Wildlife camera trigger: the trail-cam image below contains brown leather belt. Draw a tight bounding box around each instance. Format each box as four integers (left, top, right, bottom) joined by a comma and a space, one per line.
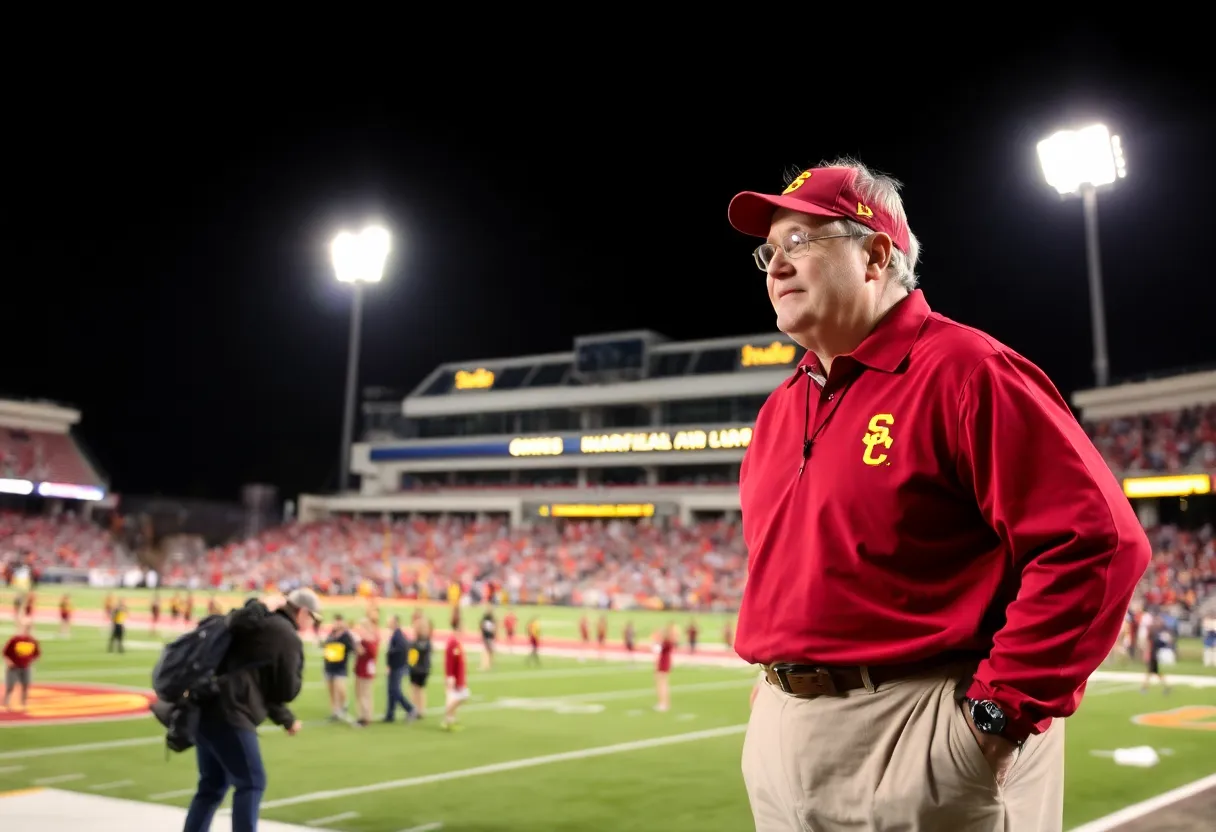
763, 652, 977, 698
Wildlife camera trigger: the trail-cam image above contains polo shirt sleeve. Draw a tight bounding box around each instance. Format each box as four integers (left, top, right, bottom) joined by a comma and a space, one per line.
955, 351, 1151, 741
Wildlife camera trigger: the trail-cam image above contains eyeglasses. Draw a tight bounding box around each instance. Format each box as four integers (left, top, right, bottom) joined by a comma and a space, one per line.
753, 231, 862, 271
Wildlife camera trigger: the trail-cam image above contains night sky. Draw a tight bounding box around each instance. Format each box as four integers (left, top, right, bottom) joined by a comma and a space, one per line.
4, 36, 1210, 502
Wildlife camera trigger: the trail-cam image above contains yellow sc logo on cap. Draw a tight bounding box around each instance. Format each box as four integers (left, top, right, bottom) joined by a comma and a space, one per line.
781, 170, 813, 195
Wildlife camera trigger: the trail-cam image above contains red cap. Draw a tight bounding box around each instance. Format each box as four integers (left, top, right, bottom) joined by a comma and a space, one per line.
728, 166, 911, 253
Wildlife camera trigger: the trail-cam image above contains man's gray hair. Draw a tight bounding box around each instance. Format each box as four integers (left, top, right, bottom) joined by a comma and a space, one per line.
785, 156, 921, 291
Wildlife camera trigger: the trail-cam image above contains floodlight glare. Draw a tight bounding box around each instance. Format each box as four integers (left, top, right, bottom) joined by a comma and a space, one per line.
330, 221, 393, 495
330, 225, 391, 284
1036, 123, 1127, 196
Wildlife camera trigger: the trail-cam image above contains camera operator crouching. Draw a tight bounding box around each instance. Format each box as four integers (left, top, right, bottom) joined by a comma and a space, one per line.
183, 588, 322, 832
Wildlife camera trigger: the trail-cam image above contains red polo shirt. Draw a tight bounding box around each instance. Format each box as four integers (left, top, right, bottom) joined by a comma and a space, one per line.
734, 290, 1150, 741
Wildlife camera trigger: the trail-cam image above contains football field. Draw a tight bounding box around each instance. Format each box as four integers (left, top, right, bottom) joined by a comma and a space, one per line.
1, 591, 1215, 830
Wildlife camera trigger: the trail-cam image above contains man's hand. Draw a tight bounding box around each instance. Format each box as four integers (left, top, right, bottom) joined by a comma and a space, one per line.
260, 594, 288, 612
285, 720, 302, 736
961, 702, 1019, 787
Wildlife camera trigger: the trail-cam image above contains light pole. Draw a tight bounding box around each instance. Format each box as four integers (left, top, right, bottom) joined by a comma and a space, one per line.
330, 224, 391, 493
1036, 123, 1128, 388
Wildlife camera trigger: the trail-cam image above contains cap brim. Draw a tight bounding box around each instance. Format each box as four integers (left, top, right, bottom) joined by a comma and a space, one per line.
727, 192, 843, 237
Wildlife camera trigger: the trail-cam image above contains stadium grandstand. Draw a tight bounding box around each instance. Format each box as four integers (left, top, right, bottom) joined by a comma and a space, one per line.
3, 347, 1215, 620
300, 329, 805, 525
0, 398, 107, 504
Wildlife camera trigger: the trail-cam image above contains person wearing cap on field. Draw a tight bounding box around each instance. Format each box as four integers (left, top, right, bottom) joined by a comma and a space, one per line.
728, 157, 1150, 832
183, 587, 321, 832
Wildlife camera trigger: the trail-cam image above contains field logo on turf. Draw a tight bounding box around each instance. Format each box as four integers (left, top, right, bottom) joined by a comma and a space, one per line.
1131, 705, 1216, 732
0, 683, 156, 727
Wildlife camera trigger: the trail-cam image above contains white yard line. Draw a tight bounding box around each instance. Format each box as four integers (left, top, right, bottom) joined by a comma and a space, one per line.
32, 773, 85, 786
462, 678, 750, 712
89, 779, 136, 790
0, 764, 25, 774
0, 678, 746, 761
398, 823, 444, 832
306, 810, 359, 826
147, 787, 198, 800
1068, 771, 1216, 831
34, 667, 149, 680
260, 724, 747, 809
1090, 670, 1216, 688
1083, 682, 1146, 697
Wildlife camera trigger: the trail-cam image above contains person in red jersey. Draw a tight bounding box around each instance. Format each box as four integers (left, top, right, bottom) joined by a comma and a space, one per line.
3, 621, 41, 712
623, 620, 636, 662
577, 613, 590, 662
353, 618, 380, 726
685, 619, 698, 653
503, 609, 517, 653
595, 614, 608, 659
150, 590, 161, 636
726, 158, 1151, 832
525, 617, 541, 667
653, 623, 677, 712
441, 615, 470, 731
59, 593, 72, 637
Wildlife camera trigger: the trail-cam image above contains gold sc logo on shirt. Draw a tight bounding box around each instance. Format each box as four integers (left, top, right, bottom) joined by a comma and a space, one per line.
862, 414, 894, 466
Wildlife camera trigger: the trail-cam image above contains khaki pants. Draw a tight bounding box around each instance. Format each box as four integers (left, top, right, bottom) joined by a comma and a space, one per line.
742, 666, 1065, 831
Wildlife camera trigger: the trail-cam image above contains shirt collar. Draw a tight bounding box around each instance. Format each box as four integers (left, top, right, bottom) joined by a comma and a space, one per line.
783, 290, 931, 387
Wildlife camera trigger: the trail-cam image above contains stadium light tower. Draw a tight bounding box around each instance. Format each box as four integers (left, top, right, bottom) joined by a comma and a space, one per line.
330, 224, 391, 493
1036, 123, 1128, 388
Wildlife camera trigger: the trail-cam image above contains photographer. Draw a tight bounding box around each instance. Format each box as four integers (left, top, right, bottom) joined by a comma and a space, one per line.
182, 588, 321, 832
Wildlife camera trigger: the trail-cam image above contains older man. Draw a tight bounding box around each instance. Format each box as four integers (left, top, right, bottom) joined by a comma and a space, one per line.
727, 158, 1150, 831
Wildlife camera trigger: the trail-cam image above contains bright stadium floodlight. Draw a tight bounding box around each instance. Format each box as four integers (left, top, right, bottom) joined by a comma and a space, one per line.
1036, 124, 1127, 196
330, 224, 391, 284
330, 224, 392, 493
1037, 124, 1127, 388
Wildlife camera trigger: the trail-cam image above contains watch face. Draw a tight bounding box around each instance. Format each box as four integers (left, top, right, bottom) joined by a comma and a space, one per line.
973, 699, 1007, 733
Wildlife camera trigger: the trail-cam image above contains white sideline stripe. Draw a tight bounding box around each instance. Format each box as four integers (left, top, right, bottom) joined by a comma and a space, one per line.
148, 787, 197, 800
33, 773, 85, 785
1083, 682, 1145, 697
1089, 670, 1216, 688
1068, 771, 1216, 831
0, 678, 747, 761
306, 810, 359, 826
0, 764, 25, 774
37, 660, 658, 683
399, 823, 443, 832
0, 723, 283, 761
260, 724, 747, 809
35, 666, 150, 680
89, 779, 135, 790
301, 663, 653, 689
464, 678, 750, 712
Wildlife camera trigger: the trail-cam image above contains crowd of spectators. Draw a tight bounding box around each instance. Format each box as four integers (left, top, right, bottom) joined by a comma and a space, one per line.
161, 516, 746, 612
1085, 405, 1216, 475
0, 510, 129, 583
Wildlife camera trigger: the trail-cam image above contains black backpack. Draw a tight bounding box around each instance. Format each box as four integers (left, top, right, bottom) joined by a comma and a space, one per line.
152, 612, 238, 704
150, 611, 241, 754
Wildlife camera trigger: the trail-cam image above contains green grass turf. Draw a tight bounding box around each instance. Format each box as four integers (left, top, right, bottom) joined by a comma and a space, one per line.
2, 594, 1214, 830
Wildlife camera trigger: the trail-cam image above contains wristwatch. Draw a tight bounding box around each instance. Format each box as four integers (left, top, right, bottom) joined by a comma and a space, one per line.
966, 698, 1007, 736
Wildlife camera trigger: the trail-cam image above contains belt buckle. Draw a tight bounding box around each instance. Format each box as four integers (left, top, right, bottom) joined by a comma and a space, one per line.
773, 664, 838, 696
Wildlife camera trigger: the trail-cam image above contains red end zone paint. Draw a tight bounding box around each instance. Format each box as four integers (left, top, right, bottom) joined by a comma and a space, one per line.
0, 683, 156, 727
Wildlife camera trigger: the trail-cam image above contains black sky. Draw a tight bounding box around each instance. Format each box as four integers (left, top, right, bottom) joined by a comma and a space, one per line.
4, 34, 1211, 501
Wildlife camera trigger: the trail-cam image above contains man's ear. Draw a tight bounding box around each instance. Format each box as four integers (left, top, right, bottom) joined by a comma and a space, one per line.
865, 232, 893, 282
